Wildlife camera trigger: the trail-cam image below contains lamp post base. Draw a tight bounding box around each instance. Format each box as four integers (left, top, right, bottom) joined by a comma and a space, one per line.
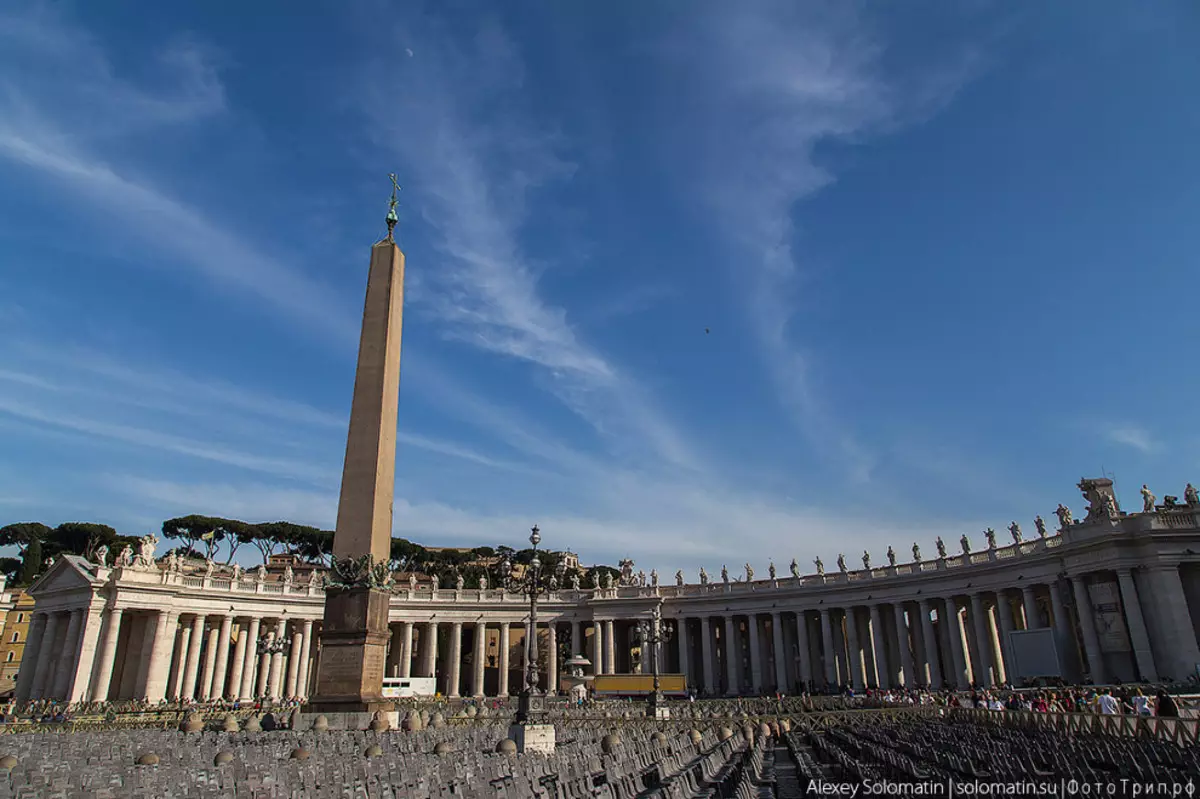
646, 691, 670, 719
515, 690, 547, 724
509, 721, 556, 753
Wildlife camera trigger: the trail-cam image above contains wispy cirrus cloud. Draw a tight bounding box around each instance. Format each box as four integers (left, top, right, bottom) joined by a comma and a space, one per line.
656, 3, 978, 481
360, 15, 703, 473
0, 341, 546, 484
0, 5, 357, 344
1104, 424, 1159, 454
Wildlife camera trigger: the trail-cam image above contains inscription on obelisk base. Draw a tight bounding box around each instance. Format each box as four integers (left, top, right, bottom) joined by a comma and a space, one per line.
304, 181, 406, 726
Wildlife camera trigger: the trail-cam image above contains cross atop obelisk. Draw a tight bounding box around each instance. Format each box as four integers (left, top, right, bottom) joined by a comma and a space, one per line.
309, 176, 407, 715
385, 173, 400, 241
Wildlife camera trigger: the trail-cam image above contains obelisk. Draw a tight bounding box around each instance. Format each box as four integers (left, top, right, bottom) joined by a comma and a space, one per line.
308, 176, 405, 715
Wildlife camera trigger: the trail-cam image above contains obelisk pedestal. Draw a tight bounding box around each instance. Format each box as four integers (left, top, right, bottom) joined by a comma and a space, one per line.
306, 219, 405, 723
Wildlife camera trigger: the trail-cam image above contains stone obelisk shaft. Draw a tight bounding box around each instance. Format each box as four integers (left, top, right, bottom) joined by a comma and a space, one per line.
309, 236, 404, 715
334, 238, 405, 563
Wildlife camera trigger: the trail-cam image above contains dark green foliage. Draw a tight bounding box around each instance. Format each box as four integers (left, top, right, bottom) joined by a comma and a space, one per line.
3, 516, 612, 580
19, 538, 42, 584
0, 557, 20, 582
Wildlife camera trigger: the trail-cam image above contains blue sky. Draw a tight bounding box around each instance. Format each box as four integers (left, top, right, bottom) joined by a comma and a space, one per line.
1, 1, 1198, 575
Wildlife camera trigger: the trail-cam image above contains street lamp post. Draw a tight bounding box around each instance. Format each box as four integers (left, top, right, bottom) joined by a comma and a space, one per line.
636, 600, 673, 719
499, 525, 566, 728
255, 632, 289, 702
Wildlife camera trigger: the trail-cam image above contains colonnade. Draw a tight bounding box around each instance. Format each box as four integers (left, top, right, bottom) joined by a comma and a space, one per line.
19, 560, 1200, 701
385, 619, 571, 699
389, 566, 1190, 697
14, 608, 320, 704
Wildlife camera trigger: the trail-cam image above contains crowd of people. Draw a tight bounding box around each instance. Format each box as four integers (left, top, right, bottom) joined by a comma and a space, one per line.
0, 683, 1190, 725
838, 684, 1185, 717
0, 694, 307, 724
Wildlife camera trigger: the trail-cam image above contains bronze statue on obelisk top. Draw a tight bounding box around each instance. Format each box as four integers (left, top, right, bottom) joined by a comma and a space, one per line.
308, 177, 407, 716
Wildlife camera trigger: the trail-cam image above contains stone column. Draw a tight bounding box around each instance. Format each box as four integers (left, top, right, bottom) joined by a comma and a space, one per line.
795, 612, 812, 688
386, 624, 401, 678
268, 619, 287, 698
820, 609, 836, 687
256, 632, 272, 698
211, 615, 234, 699
723, 615, 738, 694
499, 623, 511, 695
131, 613, 160, 699
676, 618, 690, 685
893, 604, 915, 687
30, 612, 61, 699
1048, 582, 1075, 680
1070, 576, 1106, 684
69, 608, 105, 703
143, 611, 179, 702
228, 621, 248, 701
1144, 566, 1200, 682
285, 627, 303, 697
200, 621, 221, 700
90, 607, 126, 700
918, 600, 941, 688
181, 615, 205, 700
1117, 568, 1158, 681
969, 594, 991, 686
832, 613, 848, 685
399, 621, 413, 679
50, 609, 84, 699
1022, 586, 1040, 629
571, 620, 582, 656
472, 622, 487, 697
766, 612, 784, 692
869, 605, 889, 688
701, 616, 716, 694
170, 619, 191, 700
985, 601, 1007, 685
743, 616, 761, 693
238, 617, 261, 699
946, 598, 970, 688
994, 594, 1015, 681
603, 620, 616, 674
588, 620, 601, 678
423, 621, 439, 680
296, 620, 315, 699
14, 613, 47, 703
844, 608, 865, 690
547, 623, 558, 694
447, 621, 463, 697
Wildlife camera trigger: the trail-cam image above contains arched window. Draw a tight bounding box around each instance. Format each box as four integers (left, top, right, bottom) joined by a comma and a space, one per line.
15, 613, 22, 624
4, 652, 11, 662
9, 632, 17, 643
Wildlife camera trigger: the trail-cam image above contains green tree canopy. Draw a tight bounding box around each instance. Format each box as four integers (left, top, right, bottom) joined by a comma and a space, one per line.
286, 525, 333, 565
19, 538, 42, 585
50, 522, 119, 560
389, 538, 427, 572
162, 515, 225, 558
0, 522, 52, 553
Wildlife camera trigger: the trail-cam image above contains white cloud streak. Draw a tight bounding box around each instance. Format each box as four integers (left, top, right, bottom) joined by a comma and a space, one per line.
0, 342, 548, 482
0, 6, 357, 344
360, 15, 702, 472
658, 3, 977, 481
1105, 425, 1158, 454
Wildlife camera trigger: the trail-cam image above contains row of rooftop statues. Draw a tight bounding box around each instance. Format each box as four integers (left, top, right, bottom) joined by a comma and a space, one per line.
76, 478, 1199, 593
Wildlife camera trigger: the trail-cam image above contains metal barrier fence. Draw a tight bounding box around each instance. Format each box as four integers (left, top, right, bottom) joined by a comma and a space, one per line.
948, 707, 1200, 746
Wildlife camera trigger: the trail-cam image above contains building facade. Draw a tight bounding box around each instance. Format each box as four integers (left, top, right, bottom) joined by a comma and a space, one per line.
0, 585, 25, 696
19, 479, 1200, 704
